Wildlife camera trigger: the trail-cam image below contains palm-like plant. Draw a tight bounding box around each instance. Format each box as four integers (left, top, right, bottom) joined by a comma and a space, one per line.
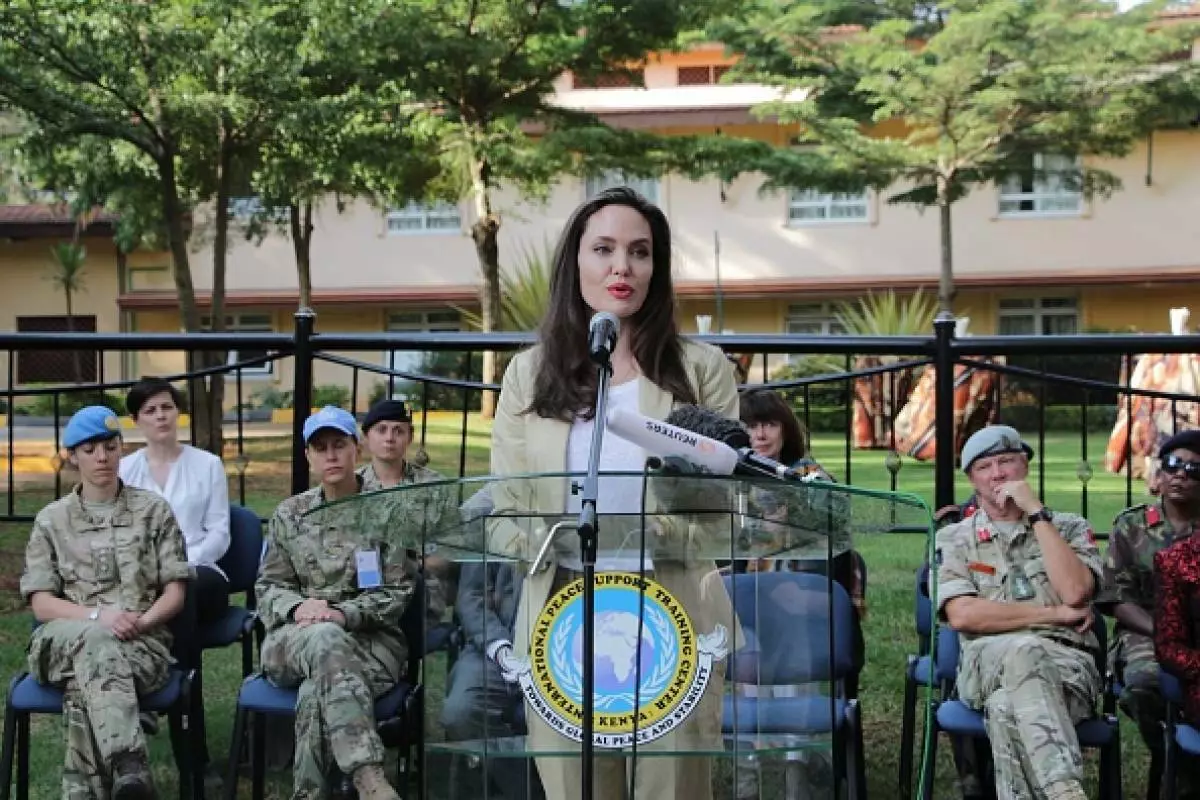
835, 289, 937, 450
460, 238, 552, 332
47, 241, 87, 381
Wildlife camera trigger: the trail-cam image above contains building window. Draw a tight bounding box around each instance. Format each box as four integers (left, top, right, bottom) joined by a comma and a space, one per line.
385, 201, 461, 235
677, 65, 731, 85
226, 195, 289, 223
584, 171, 660, 204
571, 70, 638, 89
785, 303, 847, 362
997, 297, 1079, 335
787, 189, 869, 226
998, 154, 1083, 217
383, 310, 463, 390
16, 316, 98, 384
201, 313, 275, 376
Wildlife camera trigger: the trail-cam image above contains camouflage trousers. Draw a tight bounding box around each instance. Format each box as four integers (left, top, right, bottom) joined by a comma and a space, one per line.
1113, 631, 1200, 799
261, 622, 400, 800
959, 634, 1100, 800
27, 619, 171, 800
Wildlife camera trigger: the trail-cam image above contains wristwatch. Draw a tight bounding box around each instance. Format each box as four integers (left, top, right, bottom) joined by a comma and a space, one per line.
87, 607, 100, 621
1028, 507, 1055, 525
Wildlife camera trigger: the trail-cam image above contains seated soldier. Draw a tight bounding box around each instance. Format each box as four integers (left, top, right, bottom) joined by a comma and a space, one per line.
356, 398, 450, 622
20, 405, 189, 800
1102, 430, 1200, 797
257, 406, 413, 800
937, 425, 1102, 800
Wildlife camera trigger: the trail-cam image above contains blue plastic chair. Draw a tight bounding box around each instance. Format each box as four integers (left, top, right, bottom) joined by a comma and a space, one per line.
1160, 669, 1200, 799
925, 616, 1122, 800
199, 506, 264, 676
222, 576, 451, 800
720, 571, 866, 800
0, 618, 201, 800
898, 563, 934, 800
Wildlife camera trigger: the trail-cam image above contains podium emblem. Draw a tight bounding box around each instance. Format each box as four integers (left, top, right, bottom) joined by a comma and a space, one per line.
501, 572, 728, 748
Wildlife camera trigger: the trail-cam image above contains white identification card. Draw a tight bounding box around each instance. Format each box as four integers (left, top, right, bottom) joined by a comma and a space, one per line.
355, 549, 382, 589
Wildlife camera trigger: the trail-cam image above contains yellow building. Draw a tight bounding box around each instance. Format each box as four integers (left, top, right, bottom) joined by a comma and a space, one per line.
5, 31, 1200, 405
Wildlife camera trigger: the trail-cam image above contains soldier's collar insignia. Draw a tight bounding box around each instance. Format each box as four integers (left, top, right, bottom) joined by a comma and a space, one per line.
1147, 505, 1163, 526
976, 526, 993, 543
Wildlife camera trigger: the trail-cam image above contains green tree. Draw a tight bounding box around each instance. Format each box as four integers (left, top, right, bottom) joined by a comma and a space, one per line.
47, 240, 87, 382
460, 239, 554, 333
717, 0, 1200, 313
386, 0, 783, 416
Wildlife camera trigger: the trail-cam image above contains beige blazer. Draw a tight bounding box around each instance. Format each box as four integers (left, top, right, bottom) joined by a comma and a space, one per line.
488, 339, 742, 662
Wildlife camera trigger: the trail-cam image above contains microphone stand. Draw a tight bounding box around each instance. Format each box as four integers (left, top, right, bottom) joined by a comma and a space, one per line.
576, 354, 611, 800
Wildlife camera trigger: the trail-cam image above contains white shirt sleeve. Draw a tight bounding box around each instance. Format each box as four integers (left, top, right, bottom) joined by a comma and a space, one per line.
189, 452, 231, 568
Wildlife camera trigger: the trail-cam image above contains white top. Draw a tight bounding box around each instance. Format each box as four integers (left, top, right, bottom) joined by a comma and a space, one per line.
562, 379, 652, 572
119, 445, 231, 576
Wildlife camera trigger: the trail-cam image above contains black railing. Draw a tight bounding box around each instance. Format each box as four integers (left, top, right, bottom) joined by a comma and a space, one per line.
1, 312, 1198, 534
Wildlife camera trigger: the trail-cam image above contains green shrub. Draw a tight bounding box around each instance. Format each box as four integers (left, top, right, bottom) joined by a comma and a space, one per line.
251, 386, 294, 410
311, 384, 351, 409
18, 389, 124, 418
768, 357, 851, 409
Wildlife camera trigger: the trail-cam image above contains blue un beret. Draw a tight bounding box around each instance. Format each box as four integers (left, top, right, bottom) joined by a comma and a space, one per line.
302, 406, 358, 443
62, 406, 122, 449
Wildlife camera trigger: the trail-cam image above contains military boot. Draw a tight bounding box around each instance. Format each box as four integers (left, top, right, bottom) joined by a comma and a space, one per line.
111, 751, 157, 800
352, 764, 400, 800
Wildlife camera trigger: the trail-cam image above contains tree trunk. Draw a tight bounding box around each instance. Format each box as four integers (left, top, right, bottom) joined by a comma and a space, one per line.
160, 147, 223, 457
467, 153, 502, 419
289, 201, 314, 309
937, 175, 955, 316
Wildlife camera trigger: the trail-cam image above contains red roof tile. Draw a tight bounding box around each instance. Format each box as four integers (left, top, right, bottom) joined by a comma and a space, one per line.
0, 204, 118, 226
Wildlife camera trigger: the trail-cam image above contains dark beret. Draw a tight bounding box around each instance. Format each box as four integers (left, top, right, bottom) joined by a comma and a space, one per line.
1160, 429, 1200, 459
363, 399, 411, 431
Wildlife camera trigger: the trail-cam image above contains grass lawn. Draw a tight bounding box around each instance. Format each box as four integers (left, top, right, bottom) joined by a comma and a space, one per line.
0, 418, 1157, 798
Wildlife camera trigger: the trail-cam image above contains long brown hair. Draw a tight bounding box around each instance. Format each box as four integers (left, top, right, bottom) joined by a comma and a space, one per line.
528, 187, 695, 420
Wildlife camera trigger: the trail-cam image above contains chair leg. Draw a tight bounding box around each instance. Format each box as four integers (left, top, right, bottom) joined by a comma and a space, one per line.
168, 708, 191, 800
918, 716, 938, 800
224, 705, 248, 800
1164, 719, 1178, 800
14, 714, 28, 800
849, 700, 868, 800
899, 662, 919, 800
1108, 720, 1123, 800
252, 712, 267, 800
0, 697, 17, 800
1147, 745, 1163, 800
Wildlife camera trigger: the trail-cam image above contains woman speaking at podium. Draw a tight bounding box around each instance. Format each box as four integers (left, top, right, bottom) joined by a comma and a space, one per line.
489, 186, 740, 800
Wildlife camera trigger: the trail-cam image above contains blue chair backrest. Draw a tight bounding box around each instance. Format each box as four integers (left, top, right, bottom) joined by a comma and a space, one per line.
1161, 669, 1185, 705
915, 563, 932, 639
722, 571, 856, 686
219, 506, 264, 596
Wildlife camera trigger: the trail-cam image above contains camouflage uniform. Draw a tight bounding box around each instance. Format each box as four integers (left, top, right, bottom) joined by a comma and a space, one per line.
1100, 502, 1200, 795
357, 461, 454, 624
937, 508, 1103, 800
19, 485, 190, 800
257, 485, 417, 800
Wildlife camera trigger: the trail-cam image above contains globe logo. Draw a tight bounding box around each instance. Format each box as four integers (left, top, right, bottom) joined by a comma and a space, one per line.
569, 611, 658, 705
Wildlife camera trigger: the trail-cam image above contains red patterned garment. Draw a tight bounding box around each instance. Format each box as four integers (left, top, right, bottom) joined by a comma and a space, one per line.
1154, 534, 1200, 724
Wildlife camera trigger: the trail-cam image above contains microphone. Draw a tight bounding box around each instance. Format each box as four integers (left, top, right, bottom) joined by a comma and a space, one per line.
605, 406, 740, 475
588, 311, 620, 365
662, 404, 814, 482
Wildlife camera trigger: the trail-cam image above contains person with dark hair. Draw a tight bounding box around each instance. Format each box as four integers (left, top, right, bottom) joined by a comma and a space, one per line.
488, 187, 740, 800
119, 376, 228, 783
735, 388, 863, 800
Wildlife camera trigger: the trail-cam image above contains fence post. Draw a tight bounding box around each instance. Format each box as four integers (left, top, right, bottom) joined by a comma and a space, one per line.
934, 312, 957, 511
291, 307, 316, 495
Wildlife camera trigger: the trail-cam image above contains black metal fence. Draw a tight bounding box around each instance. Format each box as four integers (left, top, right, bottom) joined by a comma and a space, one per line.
2, 311, 1199, 533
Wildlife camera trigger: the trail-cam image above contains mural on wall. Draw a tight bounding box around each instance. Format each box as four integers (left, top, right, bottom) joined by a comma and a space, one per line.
1105, 308, 1200, 484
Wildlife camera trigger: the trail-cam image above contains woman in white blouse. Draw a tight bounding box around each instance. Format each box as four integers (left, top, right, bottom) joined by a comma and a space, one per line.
119, 377, 231, 631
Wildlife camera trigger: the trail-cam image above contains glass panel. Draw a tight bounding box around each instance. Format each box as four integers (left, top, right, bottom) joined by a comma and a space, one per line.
998, 315, 1036, 335
309, 475, 928, 800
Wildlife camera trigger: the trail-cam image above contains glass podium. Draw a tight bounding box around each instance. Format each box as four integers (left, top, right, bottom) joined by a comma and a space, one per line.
309, 472, 931, 800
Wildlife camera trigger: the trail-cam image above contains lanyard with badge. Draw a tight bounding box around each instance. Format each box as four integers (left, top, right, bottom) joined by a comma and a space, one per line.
971, 513, 1036, 602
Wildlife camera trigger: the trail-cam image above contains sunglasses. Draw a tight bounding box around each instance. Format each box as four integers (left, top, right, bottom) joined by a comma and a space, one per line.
1161, 454, 1200, 481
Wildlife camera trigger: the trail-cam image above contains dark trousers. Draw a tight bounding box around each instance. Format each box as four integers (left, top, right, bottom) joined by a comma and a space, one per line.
176, 565, 230, 768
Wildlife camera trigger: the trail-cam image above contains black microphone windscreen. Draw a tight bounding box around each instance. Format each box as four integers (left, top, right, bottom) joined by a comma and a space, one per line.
665, 404, 751, 450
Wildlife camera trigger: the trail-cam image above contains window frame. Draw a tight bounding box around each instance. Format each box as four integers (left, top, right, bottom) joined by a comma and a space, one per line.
382, 309, 464, 381
996, 296, 1080, 336
997, 153, 1084, 219
786, 188, 870, 227
201, 312, 276, 377
583, 171, 661, 204
385, 200, 463, 236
